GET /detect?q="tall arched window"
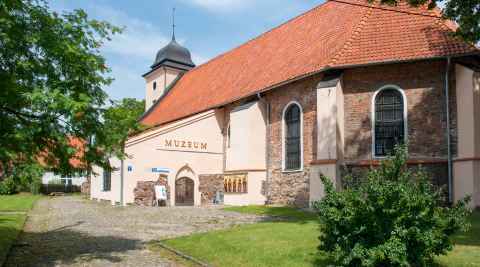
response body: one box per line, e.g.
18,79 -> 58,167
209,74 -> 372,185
373,87 -> 406,157
283,102 -> 302,170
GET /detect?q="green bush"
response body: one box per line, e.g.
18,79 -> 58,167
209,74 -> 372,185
314,146 -> 471,267
0,177 -> 18,195
0,162 -> 44,195
29,176 -> 42,195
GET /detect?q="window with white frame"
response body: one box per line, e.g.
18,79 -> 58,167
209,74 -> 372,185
283,102 -> 302,171
373,87 -> 406,157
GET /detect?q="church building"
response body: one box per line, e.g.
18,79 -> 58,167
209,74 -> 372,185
90,0 -> 480,208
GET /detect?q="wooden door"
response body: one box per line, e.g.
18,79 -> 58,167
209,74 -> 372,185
175,177 -> 194,206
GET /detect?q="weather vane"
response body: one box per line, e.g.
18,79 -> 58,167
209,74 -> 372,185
172,7 -> 176,41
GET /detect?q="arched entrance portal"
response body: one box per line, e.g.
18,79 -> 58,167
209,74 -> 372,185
175,177 -> 194,206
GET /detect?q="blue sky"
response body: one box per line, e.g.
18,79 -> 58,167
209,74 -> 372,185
50,0 -> 325,101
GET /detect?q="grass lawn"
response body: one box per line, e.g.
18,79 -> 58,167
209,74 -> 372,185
0,193 -> 42,265
154,206 -> 480,267
0,193 -> 42,211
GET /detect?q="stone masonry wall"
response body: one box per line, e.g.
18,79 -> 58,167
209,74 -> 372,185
199,174 -> 224,205
133,175 -> 169,206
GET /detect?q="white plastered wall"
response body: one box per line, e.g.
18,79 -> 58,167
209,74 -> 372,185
454,64 -> 480,208
224,101 -> 267,205
90,157 -> 122,205
123,110 -> 225,206
144,67 -> 182,111
310,78 -> 344,206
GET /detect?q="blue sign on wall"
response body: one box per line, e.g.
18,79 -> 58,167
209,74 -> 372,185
127,166 -> 133,172
151,167 -> 170,174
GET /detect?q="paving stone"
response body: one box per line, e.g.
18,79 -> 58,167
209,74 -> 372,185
5,196 -> 262,267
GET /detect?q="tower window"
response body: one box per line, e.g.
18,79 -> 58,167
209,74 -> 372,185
153,81 -> 157,90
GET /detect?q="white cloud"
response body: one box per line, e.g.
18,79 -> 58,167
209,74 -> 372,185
88,5 -> 171,61
50,2 -> 211,100
182,0 -> 256,12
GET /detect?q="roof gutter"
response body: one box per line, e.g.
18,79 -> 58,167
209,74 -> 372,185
445,56 -> 453,204
257,92 -> 271,204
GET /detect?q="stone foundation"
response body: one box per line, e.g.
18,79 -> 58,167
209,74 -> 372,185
199,174 -> 224,205
133,175 -> 170,206
268,168 -> 310,207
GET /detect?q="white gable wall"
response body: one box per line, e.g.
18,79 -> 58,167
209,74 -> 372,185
122,110 -> 224,206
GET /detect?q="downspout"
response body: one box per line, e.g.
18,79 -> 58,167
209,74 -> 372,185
120,144 -> 125,206
445,57 -> 453,204
257,93 -> 270,204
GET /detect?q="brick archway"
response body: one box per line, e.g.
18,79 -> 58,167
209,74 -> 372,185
175,177 -> 194,206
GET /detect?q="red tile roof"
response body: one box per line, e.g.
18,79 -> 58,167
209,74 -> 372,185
141,0 -> 478,127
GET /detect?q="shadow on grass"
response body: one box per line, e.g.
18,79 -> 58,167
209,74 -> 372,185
3,221 -> 143,266
0,216 -> 25,266
450,211 -> 480,247
223,205 -> 318,224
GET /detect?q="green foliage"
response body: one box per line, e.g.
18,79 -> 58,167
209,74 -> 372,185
28,176 -> 42,195
374,0 -> 480,43
97,98 -> 145,160
0,0 -> 121,176
314,146 -> 472,267
0,177 -> 17,195
0,162 -> 44,194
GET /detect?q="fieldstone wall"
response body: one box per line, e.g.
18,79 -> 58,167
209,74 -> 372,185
133,175 -> 169,206
199,174 -> 224,205
268,167 -> 311,207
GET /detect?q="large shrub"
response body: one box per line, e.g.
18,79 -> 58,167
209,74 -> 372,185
314,146 -> 471,267
0,162 -> 44,195
0,177 -> 17,195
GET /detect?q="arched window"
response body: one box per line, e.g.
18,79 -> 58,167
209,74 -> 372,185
283,102 -> 302,171
373,87 -> 406,157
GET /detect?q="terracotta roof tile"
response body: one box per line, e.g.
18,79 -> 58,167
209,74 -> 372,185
141,0 -> 479,127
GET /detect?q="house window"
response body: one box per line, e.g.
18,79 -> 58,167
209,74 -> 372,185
283,102 -> 302,171
226,124 -> 231,148
153,81 -> 157,90
103,170 -> 111,192
373,87 -> 406,157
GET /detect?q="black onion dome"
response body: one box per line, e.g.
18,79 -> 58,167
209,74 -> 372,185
151,38 -> 195,70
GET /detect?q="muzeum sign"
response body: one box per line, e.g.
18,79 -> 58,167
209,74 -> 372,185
162,139 -> 208,151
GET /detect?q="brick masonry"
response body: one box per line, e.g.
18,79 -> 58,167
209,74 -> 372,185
265,75 -> 323,207
342,60 -> 456,160
261,59 -> 455,207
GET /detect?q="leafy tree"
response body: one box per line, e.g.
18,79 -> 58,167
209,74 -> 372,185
376,0 -> 480,43
98,98 -> 145,159
314,146 -> 471,267
0,0 -> 121,176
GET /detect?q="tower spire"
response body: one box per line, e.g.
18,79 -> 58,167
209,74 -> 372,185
172,7 -> 176,41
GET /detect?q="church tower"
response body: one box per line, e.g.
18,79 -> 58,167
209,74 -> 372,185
143,10 -> 195,111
